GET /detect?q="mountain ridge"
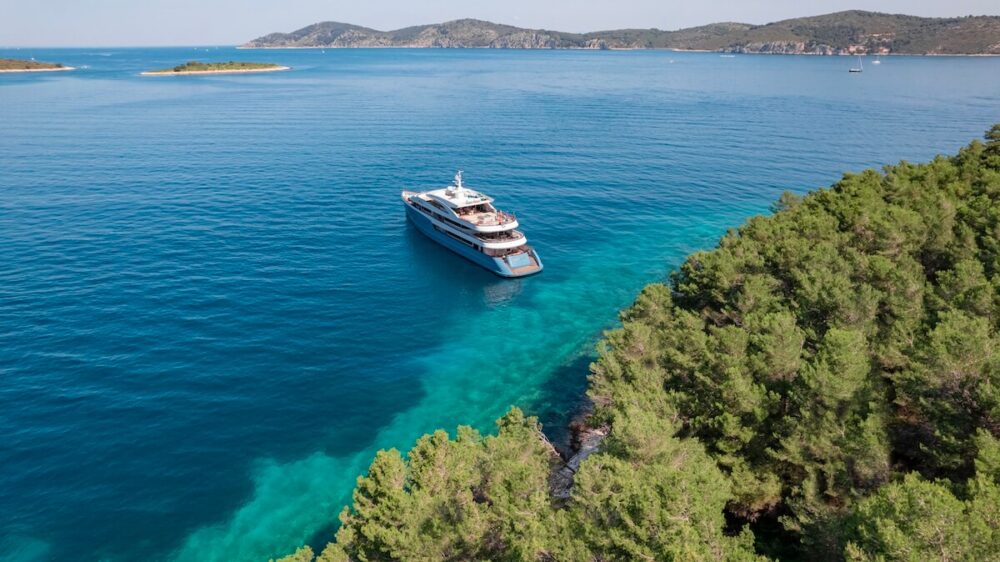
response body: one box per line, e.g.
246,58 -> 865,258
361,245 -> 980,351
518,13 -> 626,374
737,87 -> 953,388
243,11 -> 1000,54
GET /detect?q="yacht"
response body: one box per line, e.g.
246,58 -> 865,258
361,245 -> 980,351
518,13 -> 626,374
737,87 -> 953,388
402,172 -> 543,278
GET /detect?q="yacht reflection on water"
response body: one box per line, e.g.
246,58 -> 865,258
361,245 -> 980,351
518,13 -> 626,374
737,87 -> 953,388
482,278 -> 524,307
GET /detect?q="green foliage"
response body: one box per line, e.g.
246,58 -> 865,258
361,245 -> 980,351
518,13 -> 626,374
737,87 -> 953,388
843,472 -> 999,561
277,126 -> 1000,560
323,408 -> 560,561
271,545 -> 315,562
897,311 -> 998,476
587,125 -> 1000,557
149,60 -> 283,73
554,407 -> 764,561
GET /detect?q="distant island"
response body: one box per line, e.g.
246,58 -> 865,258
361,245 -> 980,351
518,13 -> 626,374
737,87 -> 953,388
243,10 -> 1000,55
0,58 -> 73,73
141,61 -> 289,76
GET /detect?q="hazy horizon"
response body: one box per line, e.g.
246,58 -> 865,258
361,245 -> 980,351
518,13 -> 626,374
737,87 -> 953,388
3,1 -> 1000,48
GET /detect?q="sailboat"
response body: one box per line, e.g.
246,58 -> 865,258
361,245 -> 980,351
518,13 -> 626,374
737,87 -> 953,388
872,54 -> 882,65
849,55 -> 863,73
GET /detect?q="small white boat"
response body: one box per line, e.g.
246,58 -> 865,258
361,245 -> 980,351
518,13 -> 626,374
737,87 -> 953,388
872,55 -> 882,65
849,55 -> 864,73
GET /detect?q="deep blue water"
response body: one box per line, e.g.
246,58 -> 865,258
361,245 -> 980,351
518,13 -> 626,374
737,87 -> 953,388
1,47 -> 998,561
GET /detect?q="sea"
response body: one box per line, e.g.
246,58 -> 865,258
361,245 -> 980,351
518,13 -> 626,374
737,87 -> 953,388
2,47 -> 998,562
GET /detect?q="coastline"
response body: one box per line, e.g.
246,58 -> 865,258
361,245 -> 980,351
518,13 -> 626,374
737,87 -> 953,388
140,65 -> 290,76
271,128 -> 1000,562
237,45 -> 644,50
5,41 -> 1000,562
0,66 -> 75,73
237,45 -> 1000,56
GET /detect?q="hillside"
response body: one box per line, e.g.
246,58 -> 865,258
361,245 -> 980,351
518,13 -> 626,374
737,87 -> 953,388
708,10 -> 1000,54
243,19 -> 594,49
243,11 -> 1000,54
270,127 -> 1000,561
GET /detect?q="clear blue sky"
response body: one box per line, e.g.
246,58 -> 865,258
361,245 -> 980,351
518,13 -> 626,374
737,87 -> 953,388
4,0 -> 999,47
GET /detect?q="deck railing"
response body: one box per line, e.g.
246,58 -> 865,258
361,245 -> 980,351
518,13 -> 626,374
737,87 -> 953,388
476,229 -> 524,243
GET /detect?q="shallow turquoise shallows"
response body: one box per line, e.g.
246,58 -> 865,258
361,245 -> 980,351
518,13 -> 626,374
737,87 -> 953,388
2,47 -> 999,562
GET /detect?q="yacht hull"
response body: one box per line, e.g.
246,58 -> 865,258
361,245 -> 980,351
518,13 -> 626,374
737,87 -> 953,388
404,201 -> 543,278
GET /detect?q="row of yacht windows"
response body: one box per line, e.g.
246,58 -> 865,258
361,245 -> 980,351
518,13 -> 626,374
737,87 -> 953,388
431,225 -> 526,258
435,225 -> 480,250
421,200 -> 472,231
456,203 -> 492,216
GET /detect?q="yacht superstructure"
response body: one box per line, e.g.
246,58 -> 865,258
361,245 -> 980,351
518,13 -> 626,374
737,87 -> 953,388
402,172 -> 543,277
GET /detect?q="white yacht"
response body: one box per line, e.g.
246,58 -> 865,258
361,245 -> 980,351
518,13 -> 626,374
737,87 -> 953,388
401,172 -> 543,278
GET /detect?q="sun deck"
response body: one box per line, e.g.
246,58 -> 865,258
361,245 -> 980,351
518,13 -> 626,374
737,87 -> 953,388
455,208 -> 516,227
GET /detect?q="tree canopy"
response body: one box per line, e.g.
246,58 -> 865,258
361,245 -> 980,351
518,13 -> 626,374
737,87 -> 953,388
274,126 -> 1000,561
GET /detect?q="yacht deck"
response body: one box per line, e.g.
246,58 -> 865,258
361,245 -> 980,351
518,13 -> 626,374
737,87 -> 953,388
456,209 -> 516,227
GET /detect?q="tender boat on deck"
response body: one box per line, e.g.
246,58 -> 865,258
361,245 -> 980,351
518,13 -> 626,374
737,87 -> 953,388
402,172 -> 543,278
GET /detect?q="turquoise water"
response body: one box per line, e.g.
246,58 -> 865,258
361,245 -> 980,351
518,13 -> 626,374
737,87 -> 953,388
2,47 -> 998,561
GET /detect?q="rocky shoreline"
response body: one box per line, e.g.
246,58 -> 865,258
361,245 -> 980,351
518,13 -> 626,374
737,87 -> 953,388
537,402 -> 611,500
548,421 -> 609,500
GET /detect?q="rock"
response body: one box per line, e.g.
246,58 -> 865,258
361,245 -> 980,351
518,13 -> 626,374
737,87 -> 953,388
549,423 -> 609,500
729,41 -> 839,55
489,32 -> 560,49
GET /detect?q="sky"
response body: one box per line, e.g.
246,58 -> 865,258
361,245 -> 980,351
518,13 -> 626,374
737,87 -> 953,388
3,0 -> 999,47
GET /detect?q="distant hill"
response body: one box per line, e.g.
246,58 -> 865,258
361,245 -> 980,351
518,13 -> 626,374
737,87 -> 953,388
701,10 -> 1000,54
244,19 -> 597,49
243,11 -> 1000,54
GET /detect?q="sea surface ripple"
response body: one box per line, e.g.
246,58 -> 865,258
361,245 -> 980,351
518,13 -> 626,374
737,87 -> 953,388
1,47 -> 998,561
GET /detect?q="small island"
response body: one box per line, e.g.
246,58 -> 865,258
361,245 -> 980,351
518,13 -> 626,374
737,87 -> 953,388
0,58 -> 74,73
140,60 -> 289,76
